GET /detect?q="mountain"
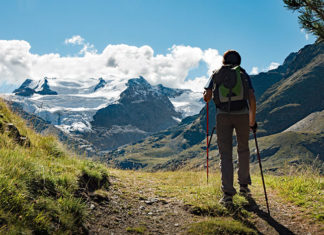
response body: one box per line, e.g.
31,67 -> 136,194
284,110 -> 324,133
106,42 -> 324,172
92,77 -> 181,132
13,78 -> 58,96
5,76 -> 204,153
106,109 -> 324,173
255,42 -> 324,135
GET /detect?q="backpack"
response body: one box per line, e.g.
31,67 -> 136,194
212,65 -> 249,112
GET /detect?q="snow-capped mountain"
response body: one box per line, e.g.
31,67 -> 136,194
13,78 -> 58,96
5,76 -> 204,152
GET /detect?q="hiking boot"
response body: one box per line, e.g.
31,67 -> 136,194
239,184 -> 251,195
219,193 -> 233,206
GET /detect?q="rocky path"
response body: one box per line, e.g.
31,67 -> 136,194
85,171 -> 323,235
85,175 -> 197,234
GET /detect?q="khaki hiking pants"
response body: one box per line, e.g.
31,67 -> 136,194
216,113 -> 251,195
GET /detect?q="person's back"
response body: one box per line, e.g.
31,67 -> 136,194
203,50 -> 257,205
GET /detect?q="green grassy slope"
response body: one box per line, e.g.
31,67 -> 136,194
0,99 -> 109,234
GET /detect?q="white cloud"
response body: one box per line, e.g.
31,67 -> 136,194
64,35 -> 84,45
64,35 -> 97,55
181,76 -> 209,92
0,38 -> 225,93
250,62 -> 280,75
202,48 -> 223,76
300,29 -> 309,41
250,67 -> 259,75
267,62 -> 280,71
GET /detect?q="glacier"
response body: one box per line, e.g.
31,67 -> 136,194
3,76 -> 204,134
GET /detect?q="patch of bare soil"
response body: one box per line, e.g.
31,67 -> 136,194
84,175 -> 198,234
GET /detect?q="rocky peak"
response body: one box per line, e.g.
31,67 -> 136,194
120,76 -> 162,101
126,76 -> 153,91
13,79 -> 36,97
92,76 -> 181,134
20,79 -> 34,88
155,84 -> 188,98
94,78 -> 107,92
275,41 -> 324,76
13,78 -> 57,96
35,78 -> 58,95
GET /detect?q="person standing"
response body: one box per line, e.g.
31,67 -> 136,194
203,50 -> 257,205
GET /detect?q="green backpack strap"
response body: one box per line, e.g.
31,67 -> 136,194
232,66 -> 242,96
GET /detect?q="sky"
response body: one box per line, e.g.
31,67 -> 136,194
0,0 -> 316,93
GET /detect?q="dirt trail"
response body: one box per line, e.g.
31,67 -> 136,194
85,172 -> 323,235
85,175 -> 197,234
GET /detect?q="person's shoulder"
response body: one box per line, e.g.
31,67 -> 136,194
212,67 -> 222,75
239,67 -> 251,79
239,67 -> 248,75
212,65 -> 230,77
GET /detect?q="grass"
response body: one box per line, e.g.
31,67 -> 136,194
0,99 -> 109,234
187,218 -> 257,235
110,167 -> 324,233
1,95 -> 323,233
126,226 -> 146,234
263,166 -> 324,221
110,169 -> 257,234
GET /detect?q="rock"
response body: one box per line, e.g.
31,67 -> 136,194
7,123 -> 20,139
160,199 -> 168,205
90,192 -> 109,203
90,204 -> 95,210
145,198 -> 159,205
6,123 -> 31,147
19,136 -> 31,147
94,78 -> 107,92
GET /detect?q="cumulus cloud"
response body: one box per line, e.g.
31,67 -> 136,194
202,48 -> 223,76
0,38 -> 224,93
250,67 -> 259,75
250,61 -> 280,75
64,35 -> 97,55
64,35 -> 84,45
267,62 -> 280,71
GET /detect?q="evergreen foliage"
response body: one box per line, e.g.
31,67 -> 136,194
283,0 -> 324,41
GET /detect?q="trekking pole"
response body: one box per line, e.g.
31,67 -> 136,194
207,127 -> 216,150
206,102 -> 209,184
253,130 -> 270,215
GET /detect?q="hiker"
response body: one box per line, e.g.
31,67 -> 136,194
203,50 -> 257,205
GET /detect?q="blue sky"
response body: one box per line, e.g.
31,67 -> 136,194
0,0 -> 316,93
